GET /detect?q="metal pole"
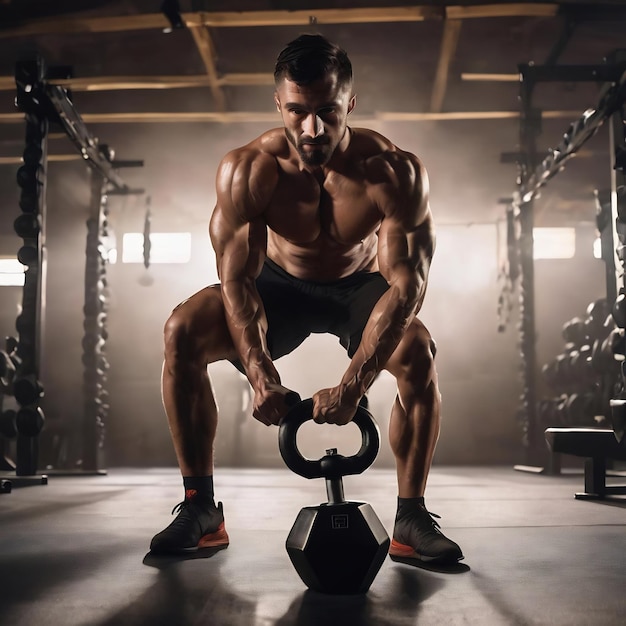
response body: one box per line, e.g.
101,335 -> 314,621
515,67 -> 541,467
81,171 -> 110,473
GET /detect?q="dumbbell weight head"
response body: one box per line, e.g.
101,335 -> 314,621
15,406 -> 44,437
562,317 -> 588,347
541,361 -> 558,389
552,352 -> 572,389
565,393 -> 596,426
591,335 -> 621,374
607,328 -> 626,358
555,394 -> 570,425
286,499 -> 390,594
568,345 -> 593,386
612,293 -> 626,329
0,350 -> 16,392
13,375 -> 44,406
538,398 -> 560,427
0,410 -> 17,439
585,299 -> 609,340
13,214 -> 40,239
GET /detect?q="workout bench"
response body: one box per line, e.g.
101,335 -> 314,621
545,425 -> 626,500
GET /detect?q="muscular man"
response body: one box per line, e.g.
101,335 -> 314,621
150,34 -> 463,564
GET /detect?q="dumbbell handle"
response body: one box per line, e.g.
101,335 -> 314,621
278,398 -> 380,480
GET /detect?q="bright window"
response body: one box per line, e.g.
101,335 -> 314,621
0,257 -> 26,286
533,227 -> 576,259
122,232 -> 192,264
593,237 -> 602,259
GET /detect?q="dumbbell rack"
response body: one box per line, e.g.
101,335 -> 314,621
0,55 -> 143,490
499,51 -> 626,474
2,57 -> 51,486
544,52 -> 626,497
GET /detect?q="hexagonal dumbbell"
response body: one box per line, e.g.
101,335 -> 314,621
278,398 -> 390,595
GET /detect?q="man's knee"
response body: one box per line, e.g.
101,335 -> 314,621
387,322 -> 437,391
163,287 -> 226,366
164,307 -> 197,365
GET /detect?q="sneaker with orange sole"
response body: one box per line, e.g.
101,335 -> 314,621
390,504 -> 463,564
150,498 -> 229,554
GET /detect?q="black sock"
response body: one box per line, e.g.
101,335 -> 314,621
183,476 -> 215,506
397,496 -> 425,516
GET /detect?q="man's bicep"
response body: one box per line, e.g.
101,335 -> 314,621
210,208 -> 267,329
222,219 -> 267,283
209,149 -> 275,280
210,205 -> 266,282
377,212 -> 434,282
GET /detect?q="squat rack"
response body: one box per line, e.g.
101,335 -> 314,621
501,50 -> 626,471
0,55 -> 143,490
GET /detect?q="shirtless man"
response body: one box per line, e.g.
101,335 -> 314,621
150,34 -> 463,565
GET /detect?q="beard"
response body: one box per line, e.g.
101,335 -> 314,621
298,143 -> 331,166
285,129 -> 332,166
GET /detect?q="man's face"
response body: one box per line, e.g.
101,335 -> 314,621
274,72 -> 355,167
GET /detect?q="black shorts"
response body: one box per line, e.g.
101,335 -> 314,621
231,258 -> 389,372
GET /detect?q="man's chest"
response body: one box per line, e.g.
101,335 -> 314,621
265,170 -> 383,245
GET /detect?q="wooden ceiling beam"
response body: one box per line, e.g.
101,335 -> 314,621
377,110 -> 580,121
0,13 -> 168,37
186,6 -> 440,28
0,154 -> 82,164
461,73 -> 520,81
0,71 -> 524,92
217,73 -> 274,86
0,110 -> 583,124
188,25 -> 226,111
0,71 -> 523,92
446,4 -> 557,19
0,5 -> 559,38
430,19 -> 462,113
0,73 -> 275,92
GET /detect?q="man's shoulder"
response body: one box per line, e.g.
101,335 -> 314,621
351,127 -> 395,153
352,128 -> 420,164
215,129 -> 286,209
223,128 -> 288,166
351,128 -> 423,180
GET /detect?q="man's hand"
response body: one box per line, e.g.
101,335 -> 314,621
312,386 -> 361,425
253,383 -> 300,426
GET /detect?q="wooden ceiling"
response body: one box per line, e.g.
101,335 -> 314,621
1,2 -> 624,123
0,1 -> 624,223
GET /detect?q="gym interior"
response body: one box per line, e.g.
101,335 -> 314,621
1,2 -> 625,624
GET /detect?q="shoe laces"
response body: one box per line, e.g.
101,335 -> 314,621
399,505 -> 443,533
165,499 -> 216,536
171,498 -> 215,516
426,510 -> 442,532
171,500 -> 188,515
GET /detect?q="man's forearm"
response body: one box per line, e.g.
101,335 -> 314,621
222,278 -> 280,390
234,325 -> 281,390
340,272 -> 424,399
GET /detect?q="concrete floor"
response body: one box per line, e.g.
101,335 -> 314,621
1,466 -> 625,626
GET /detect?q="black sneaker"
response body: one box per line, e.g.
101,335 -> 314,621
390,503 -> 463,564
149,496 -> 229,554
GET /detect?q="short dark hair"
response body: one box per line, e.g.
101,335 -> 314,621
274,34 -> 352,87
